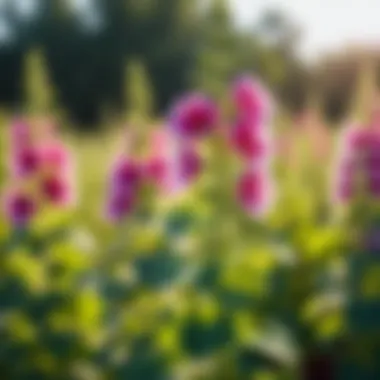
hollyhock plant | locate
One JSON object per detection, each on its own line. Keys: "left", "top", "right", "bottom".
{"left": 230, "top": 119, "right": 268, "bottom": 162}
{"left": 40, "top": 142, "right": 72, "bottom": 176}
{"left": 143, "top": 129, "right": 172, "bottom": 189}
{"left": 40, "top": 175, "right": 73, "bottom": 207}
{"left": 166, "top": 142, "right": 203, "bottom": 194}
{"left": 178, "top": 144, "right": 203, "bottom": 183}
{"left": 11, "top": 146, "right": 42, "bottom": 178}
{"left": 231, "top": 75, "right": 272, "bottom": 127}
{"left": 3, "top": 190, "right": 36, "bottom": 227}
{"left": 9, "top": 116, "right": 33, "bottom": 151}
{"left": 333, "top": 125, "right": 380, "bottom": 203}
{"left": 144, "top": 156, "right": 168, "bottom": 188}
{"left": 105, "top": 156, "right": 143, "bottom": 222}
{"left": 105, "top": 187, "right": 135, "bottom": 223}
{"left": 236, "top": 168, "right": 274, "bottom": 217}
{"left": 110, "top": 157, "right": 142, "bottom": 193}
{"left": 150, "top": 129, "right": 171, "bottom": 156}
{"left": 169, "top": 93, "right": 218, "bottom": 139}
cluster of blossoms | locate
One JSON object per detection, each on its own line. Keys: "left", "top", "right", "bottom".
{"left": 2, "top": 116, "right": 74, "bottom": 227}
{"left": 106, "top": 75, "right": 275, "bottom": 222}
{"left": 230, "top": 76, "right": 275, "bottom": 216}
{"left": 333, "top": 123, "right": 380, "bottom": 203}
{"left": 168, "top": 93, "right": 218, "bottom": 193}
{"left": 105, "top": 153, "right": 142, "bottom": 222}
{"left": 332, "top": 104, "right": 380, "bottom": 253}
{"left": 105, "top": 94, "right": 218, "bottom": 222}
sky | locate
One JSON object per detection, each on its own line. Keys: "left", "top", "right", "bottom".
{"left": 229, "top": 0, "right": 380, "bottom": 61}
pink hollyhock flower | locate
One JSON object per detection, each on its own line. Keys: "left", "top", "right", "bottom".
{"left": 178, "top": 145, "right": 202, "bottom": 182}
{"left": 232, "top": 75, "right": 272, "bottom": 126}
{"left": 105, "top": 188, "right": 135, "bottom": 223}
{"left": 9, "top": 117, "right": 33, "bottom": 150}
{"left": 369, "top": 176, "right": 380, "bottom": 197}
{"left": 4, "top": 191, "right": 36, "bottom": 226}
{"left": 144, "top": 156, "right": 168, "bottom": 187}
{"left": 230, "top": 119, "right": 267, "bottom": 161}
{"left": 150, "top": 129, "right": 171, "bottom": 156}
{"left": 169, "top": 93, "right": 218, "bottom": 139}
{"left": 333, "top": 126, "right": 380, "bottom": 202}
{"left": 41, "top": 175, "right": 72, "bottom": 206}
{"left": 236, "top": 169, "right": 273, "bottom": 217}
{"left": 110, "top": 157, "right": 142, "bottom": 193}
{"left": 161, "top": 142, "right": 203, "bottom": 195}
{"left": 342, "top": 126, "right": 380, "bottom": 156}
{"left": 11, "top": 146, "right": 42, "bottom": 178}
{"left": 105, "top": 156, "right": 142, "bottom": 222}
{"left": 40, "top": 142, "right": 72, "bottom": 175}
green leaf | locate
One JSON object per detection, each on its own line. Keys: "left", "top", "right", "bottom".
{"left": 180, "top": 316, "right": 233, "bottom": 358}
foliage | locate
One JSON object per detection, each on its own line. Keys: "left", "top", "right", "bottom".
{"left": 2, "top": 45, "right": 380, "bottom": 380}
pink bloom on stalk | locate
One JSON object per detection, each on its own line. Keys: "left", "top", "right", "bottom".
{"left": 150, "top": 129, "right": 171, "bottom": 156}
{"left": 144, "top": 156, "right": 168, "bottom": 187}
{"left": 333, "top": 125, "right": 380, "bottom": 202}
{"left": 161, "top": 142, "right": 203, "bottom": 195}
{"left": 10, "top": 117, "right": 32, "bottom": 150}
{"left": 232, "top": 75, "right": 272, "bottom": 126}
{"left": 236, "top": 169, "right": 273, "bottom": 217}
{"left": 11, "top": 146, "right": 42, "bottom": 177}
{"left": 230, "top": 119, "right": 267, "bottom": 161}
{"left": 169, "top": 93, "right": 218, "bottom": 139}
{"left": 41, "top": 175, "right": 72, "bottom": 206}
{"left": 105, "top": 156, "right": 142, "bottom": 223}
{"left": 4, "top": 191, "right": 36, "bottom": 226}
{"left": 179, "top": 145, "right": 202, "bottom": 182}
{"left": 40, "top": 142, "right": 71, "bottom": 175}
{"left": 105, "top": 188, "right": 135, "bottom": 223}
{"left": 110, "top": 157, "right": 142, "bottom": 193}
{"left": 144, "top": 130, "right": 172, "bottom": 188}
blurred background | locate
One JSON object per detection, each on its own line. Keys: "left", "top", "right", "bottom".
{"left": 0, "top": 0, "right": 378, "bottom": 128}
{"left": 2, "top": 1, "right": 380, "bottom": 379}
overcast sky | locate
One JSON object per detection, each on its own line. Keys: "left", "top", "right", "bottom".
{"left": 229, "top": 0, "right": 380, "bottom": 61}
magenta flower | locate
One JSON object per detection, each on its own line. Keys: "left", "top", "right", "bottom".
{"left": 169, "top": 93, "right": 218, "bottom": 139}
{"left": 144, "top": 156, "right": 168, "bottom": 188}
{"left": 236, "top": 169, "right": 273, "bottom": 217}
{"left": 346, "top": 129, "right": 380, "bottom": 153}
{"left": 105, "top": 188, "right": 135, "bottom": 223}
{"left": 11, "top": 146, "right": 42, "bottom": 178}
{"left": 105, "top": 156, "right": 142, "bottom": 223}
{"left": 110, "top": 157, "right": 142, "bottom": 193}
{"left": 230, "top": 119, "right": 267, "bottom": 161}
{"left": 10, "top": 117, "right": 32, "bottom": 150}
{"left": 4, "top": 191, "right": 36, "bottom": 227}
{"left": 41, "top": 175, "right": 72, "bottom": 206}
{"left": 40, "top": 142, "right": 71, "bottom": 175}
{"left": 232, "top": 75, "right": 272, "bottom": 126}
{"left": 178, "top": 145, "right": 202, "bottom": 182}
{"left": 150, "top": 130, "right": 171, "bottom": 156}
{"left": 333, "top": 126, "right": 380, "bottom": 202}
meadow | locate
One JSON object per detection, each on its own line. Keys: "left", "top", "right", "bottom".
{"left": 1, "top": 70, "right": 380, "bottom": 380}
